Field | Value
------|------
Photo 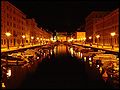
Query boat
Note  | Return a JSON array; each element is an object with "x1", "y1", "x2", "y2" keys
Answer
[
  {"x1": 82, "y1": 51, "x2": 105, "y2": 57},
  {"x1": 2, "y1": 56, "x2": 27, "y2": 66}
]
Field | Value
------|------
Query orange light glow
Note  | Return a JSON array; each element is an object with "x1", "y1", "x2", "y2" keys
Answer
[
  {"x1": 22, "y1": 35, "x2": 25, "y2": 38},
  {"x1": 7, "y1": 68, "x2": 11, "y2": 77},
  {"x1": 5, "y1": 32, "x2": 11, "y2": 37},
  {"x1": 31, "y1": 36, "x2": 34, "y2": 39},
  {"x1": 37, "y1": 37, "x2": 39, "y2": 40},
  {"x1": 110, "y1": 32, "x2": 116, "y2": 36},
  {"x1": 89, "y1": 36, "x2": 92, "y2": 39},
  {"x1": 96, "y1": 35, "x2": 100, "y2": 38}
]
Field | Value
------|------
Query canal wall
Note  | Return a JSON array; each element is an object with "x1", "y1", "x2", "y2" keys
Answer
[{"x1": 73, "y1": 44, "x2": 119, "y2": 55}]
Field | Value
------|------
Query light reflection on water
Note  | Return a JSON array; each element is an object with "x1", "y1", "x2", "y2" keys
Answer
[
  {"x1": 2, "y1": 47, "x2": 54, "y2": 89},
  {"x1": 68, "y1": 45, "x2": 119, "y2": 89},
  {"x1": 2, "y1": 44, "x2": 119, "y2": 89}
]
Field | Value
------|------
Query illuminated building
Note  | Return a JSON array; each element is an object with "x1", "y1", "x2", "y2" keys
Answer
[
  {"x1": 76, "y1": 32, "x2": 86, "y2": 41},
  {"x1": 72, "y1": 32, "x2": 86, "y2": 43},
  {"x1": 26, "y1": 18, "x2": 40, "y2": 44},
  {"x1": 85, "y1": 11, "x2": 109, "y2": 43},
  {"x1": 94, "y1": 8, "x2": 119, "y2": 47},
  {"x1": 1, "y1": 1, "x2": 27, "y2": 47},
  {"x1": 56, "y1": 32, "x2": 67, "y2": 42},
  {"x1": 1, "y1": 1, "x2": 52, "y2": 48}
]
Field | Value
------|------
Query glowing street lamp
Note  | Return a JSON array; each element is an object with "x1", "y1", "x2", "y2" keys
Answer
[
  {"x1": 110, "y1": 32, "x2": 116, "y2": 49},
  {"x1": 89, "y1": 36, "x2": 92, "y2": 45},
  {"x1": 22, "y1": 35, "x2": 25, "y2": 39},
  {"x1": 37, "y1": 37, "x2": 39, "y2": 40},
  {"x1": 5, "y1": 32, "x2": 11, "y2": 49},
  {"x1": 31, "y1": 36, "x2": 34, "y2": 40},
  {"x1": 110, "y1": 32, "x2": 116, "y2": 36},
  {"x1": 37, "y1": 37, "x2": 40, "y2": 45},
  {"x1": 5, "y1": 32, "x2": 11, "y2": 37},
  {"x1": 96, "y1": 35, "x2": 100, "y2": 47},
  {"x1": 89, "y1": 36, "x2": 92, "y2": 40},
  {"x1": 31, "y1": 36, "x2": 34, "y2": 46},
  {"x1": 22, "y1": 35, "x2": 25, "y2": 47},
  {"x1": 96, "y1": 35, "x2": 100, "y2": 39},
  {"x1": 40, "y1": 38, "x2": 43, "y2": 45},
  {"x1": 83, "y1": 37, "x2": 86, "y2": 44}
]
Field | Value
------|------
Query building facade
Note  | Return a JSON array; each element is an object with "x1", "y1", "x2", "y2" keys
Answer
[
  {"x1": 72, "y1": 32, "x2": 86, "y2": 42},
  {"x1": 1, "y1": 1, "x2": 52, "y2": 48},
  {"x1": 94, "y1": 8, "x2": 119, "y2": 47},
  {"x1": 85, "y1": 11, "x2": 109, "y2": 43},
  {"x1": 56, "y1": 32, "x2": 67, "y2": 42},
  {"x1": 1, "y1": 1, "x2": 27, "y2": 47}
]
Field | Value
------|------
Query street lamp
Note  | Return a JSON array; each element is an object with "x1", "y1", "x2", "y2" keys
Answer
[
  {"x1": 110, "y1": 32, "x2": 116, "y2": 49},
  {"x1": 5, "y1": 32, "x2": 11, "y2": 49},
  {"x1": 22, "y1": 35, "x2": 25, "y2": 47},
  {"x1": 89, "y1": 36, "x2": 92, "y2": 40},
  {"x1": 36, "y1": 37, "x2": 40, "y2": 45},
  {"x1": 96, "y1": 35, "x2": 100, "y2": 47},
  {"x1": 31, "y1": 36, "x2": 34, "y2": 46},
  {"x1": 89, "y1": 36, "x2": 92, "y2": 46},
  {"x1": 40, "y1": 38, "x2": 42, "y2": 45},
  {"x1": 83, "y1": 37, "x2": 86, "y2": 44}
]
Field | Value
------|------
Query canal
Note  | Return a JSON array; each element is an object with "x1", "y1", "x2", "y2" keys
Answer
[
  {"x1": 18, "y1": 44, "x2": 112, "y2": 89},
  {"x1": 2, "y1": 44, "x2": 118, "y2": 89}
]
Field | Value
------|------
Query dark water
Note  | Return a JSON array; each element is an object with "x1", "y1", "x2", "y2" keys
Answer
[
  {"x1": 4, "y1": 44, "x2": 116, "y2": 89},
  {"x1": 17, "y1": 44, "x2": 114, "y2": 89}
]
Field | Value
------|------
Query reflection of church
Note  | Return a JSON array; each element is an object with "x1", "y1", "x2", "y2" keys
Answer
[{"x1": 56, "y1": 44, "x2": 67, "y2": 54}]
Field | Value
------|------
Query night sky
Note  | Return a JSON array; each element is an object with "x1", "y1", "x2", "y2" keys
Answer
[{"x1": 8, "y1": 0, "x2": 119, "y2": 33}]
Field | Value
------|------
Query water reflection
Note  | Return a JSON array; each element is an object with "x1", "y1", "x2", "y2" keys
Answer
[
  {"x1": 56, "y1": 44, "x2": 67, "y2": 54},
  {"x1": 68, "y1": 45, "x2": 119, "y2": 89},
  {"x1": 1, "y1": 44, "x2": 119, "y2": 89},
  {"x1": 1, "y1": 46, "x2": 54, "y2": 89}
]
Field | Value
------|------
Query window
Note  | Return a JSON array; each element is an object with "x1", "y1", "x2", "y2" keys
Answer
[
  {"x1": 13, "y1": 23, "x2": 16, "y2": 27},
  {"x1": 1, "y1": 39, "x2": 3, "y2": 45},
  {"x1": 11, "y1": 39, "x2": 12, "y2": 43},
  {"x1": 13, "y1": 10, "x2": 15, "y2": 14},
  {"x1": 10, "y1": 16, "x2": 12, "y2": 19},
  {"x1": 10, "y1": 22, "x2": 12, "y2": 26},
  {"x1": 7, "y1": 6, "x2": 9, "y2": 10},
  {"x1": 13, "y1": 17, "x2": 15, "y2": 21},
  {"x1": 7, "y1": 13, "x2": 9, "y2": 18},
  {"x1": 10, "y1": 8, "x2": 12, "y2": 12},
  {"x1": 22, "y1": 21, "x2": 23, "y2": 24},
  {"x1": 7, "y1": 22, "x2": 9, "y2": 26}
]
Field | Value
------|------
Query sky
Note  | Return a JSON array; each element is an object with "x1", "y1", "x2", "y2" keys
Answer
[{"x1": 8, "y1": 0, "x2": 119, "y2": 33}]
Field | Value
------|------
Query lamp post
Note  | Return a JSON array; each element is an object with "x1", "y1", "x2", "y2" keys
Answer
[
  {"x1": 96, "y1": 35, "x2": 100, "y2": 47},
  {"x1": 5, "y1": 32, "x2": 11, "y2": 49},
  {"x1": 89, "y1": 36, "x2": 92, "y2": 46},
  {"x1": 36, "y1": 37, "x2": 39, "y2": 45},
  {"x1": 22, "y1": 35, "x2": 25, "y2": 47},
  {"x1": 83, "y1": 37, "x2": 86, "y2": 45},
  {"x1": 31, "y1": 36, "x2": 34, "y2": 46},
  {"x1": 40, "y1": 38, "x2": 42, "y2": 45},
  {"x1": 110, "y1": 32, "x2": 115, "y2": 49}
]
